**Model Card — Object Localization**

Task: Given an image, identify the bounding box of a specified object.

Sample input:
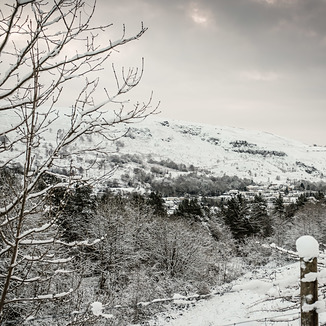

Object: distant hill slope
[2,113,326,187]
[112,116,326,185]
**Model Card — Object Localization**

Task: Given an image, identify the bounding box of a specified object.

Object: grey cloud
[90,0,326,145]
[185,0,326,69]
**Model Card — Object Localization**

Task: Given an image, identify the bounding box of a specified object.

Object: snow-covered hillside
[3,112,326,186]
[113,116,326,185]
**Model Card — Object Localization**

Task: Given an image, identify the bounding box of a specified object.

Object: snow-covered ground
[146,258,326,326]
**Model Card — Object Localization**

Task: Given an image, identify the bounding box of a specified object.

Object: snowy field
[146,258,326,326]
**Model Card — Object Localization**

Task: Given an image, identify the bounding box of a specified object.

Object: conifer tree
[175,198,203,220]
[221,194,252,240]
[251,194,272,237]
[147,191,167,216]
[272,193,292,246]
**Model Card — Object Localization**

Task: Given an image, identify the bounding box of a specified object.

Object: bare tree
[0,0,157,323]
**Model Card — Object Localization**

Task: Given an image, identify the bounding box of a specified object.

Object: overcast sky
[94,0,326,145]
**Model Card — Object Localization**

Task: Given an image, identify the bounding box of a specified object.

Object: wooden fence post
[296,235,319,326]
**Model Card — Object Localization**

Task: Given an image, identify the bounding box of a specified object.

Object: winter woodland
[1,1,326,326]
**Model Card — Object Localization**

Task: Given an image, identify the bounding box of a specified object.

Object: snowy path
[148,262,326,326]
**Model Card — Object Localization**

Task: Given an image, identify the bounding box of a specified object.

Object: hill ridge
[112,116,326,186]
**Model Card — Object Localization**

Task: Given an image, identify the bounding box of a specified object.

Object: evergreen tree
[130,192,146,207]
[147,192,167,216]
[250,194,272,237]
[273,193,286,218]
[175,198,203,220]
[272,193,292,246]
[51,183,96,242]
[315,191,324,200]
[221,194,253,240]
[296,193,308,208]
[285,202,298,219]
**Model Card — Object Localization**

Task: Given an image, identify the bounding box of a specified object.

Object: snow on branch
[21,255,72,265]
[0,275,41,283]
[0,0,156,320]
[6,288,74,304]
[40,27,147,73]
[17,0,35,4]
[0,245,13,256]
[17,222,52,240]
[56,238,102,247]
[264,243,299,260]
[19,238,55,245]
[0,174,77,220]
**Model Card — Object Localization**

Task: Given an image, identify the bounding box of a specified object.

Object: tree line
[2,166,326,324]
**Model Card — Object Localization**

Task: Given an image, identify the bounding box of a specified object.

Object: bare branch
[0,0,157,321]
